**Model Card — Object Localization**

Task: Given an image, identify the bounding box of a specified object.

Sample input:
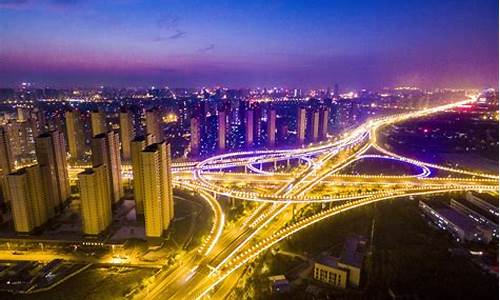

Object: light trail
[192,186,494,299]
[141,96,499,300]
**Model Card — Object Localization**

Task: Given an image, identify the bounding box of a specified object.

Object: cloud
[168,30,187,40]
[154,30,187,42]
[157,14,179,30]
[198,44,215,53]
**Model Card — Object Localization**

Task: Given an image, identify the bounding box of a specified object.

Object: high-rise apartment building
[78,165,111,235]
[35,130,69,213]
[0,127,14,202]
[297,107,307,145]
[319,106,329,141]
[90,110,106,136]
[91,131,122,204]
[253,104,262,145]
[0,127,14,176]
[309,109,320,143]
[6,165,49,234]
[245,109,254,147]
[65,110,85,160]
[190,117,201,156]
[217,109,226,151]
[130,134,153,216]
[119,109,134,161]
[140,142,174,238]
[146,110,162,143]
[267,108,276,147]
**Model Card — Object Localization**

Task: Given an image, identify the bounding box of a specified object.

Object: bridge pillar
[274,160,277,171]
[260,163,263,170]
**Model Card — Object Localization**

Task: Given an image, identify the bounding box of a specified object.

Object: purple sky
[0,0,498,89]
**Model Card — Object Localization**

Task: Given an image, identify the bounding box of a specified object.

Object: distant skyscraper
[4,121,24,160]
[309,109,320,143]
[65,110,85,161]
[146,110,162,143]
[141,142,174,238]
[190,117,201,156]
[297,107,307,145]
[92,131,122,204]
[319,107,329,141]
[130,134,152,216]
[277,118,289,144]
[30,108,46,137]
[119,109,134,161]
[245,108,254,147]
[0,127,14,202]
[217,108,226,151]
[253,104,262,145]
[78,165,111,235]
[90,110,106,136]
[6,165,49,234]
[35,130,69,214]
[267,108,276,147]
[334,83,340,98]
[0,127,14,176]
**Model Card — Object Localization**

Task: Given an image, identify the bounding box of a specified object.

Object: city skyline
[0,0,498,89]
[0,1,497,299]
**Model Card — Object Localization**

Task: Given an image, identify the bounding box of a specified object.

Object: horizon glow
[0,0,498,89]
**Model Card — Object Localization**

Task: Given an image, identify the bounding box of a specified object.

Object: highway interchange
[128,96,499,299]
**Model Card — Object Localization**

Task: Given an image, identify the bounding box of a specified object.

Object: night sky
[0,0,498,89]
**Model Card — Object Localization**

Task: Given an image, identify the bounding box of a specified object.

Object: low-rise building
[419,200,493,244]
[450,198,498,238]
[465,192,498,218]
[314,256,348,288]
[313,236,367,289]
[268,275,291,294]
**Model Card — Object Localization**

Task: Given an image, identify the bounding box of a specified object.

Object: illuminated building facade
[131,134,152,216]
[90,110,106,136]
[119,109,134,161]
[297,107,307,145]
[190,117,201,156]
[35,130,69,213]
[146,109,162,143]
[6,165,48,234]
[245,108,254,147]
[267,108,276,147]
[78,165,111,235]
[65,110,85,161]
[91,131,123,204]
[140,142,174,238]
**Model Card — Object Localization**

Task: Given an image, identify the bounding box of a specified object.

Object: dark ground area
[249,197,498,300]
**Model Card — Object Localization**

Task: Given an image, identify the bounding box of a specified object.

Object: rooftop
[436,208,478,232]
[471,192,498,208]
[317,256,339,268]
[340,235,367,268]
